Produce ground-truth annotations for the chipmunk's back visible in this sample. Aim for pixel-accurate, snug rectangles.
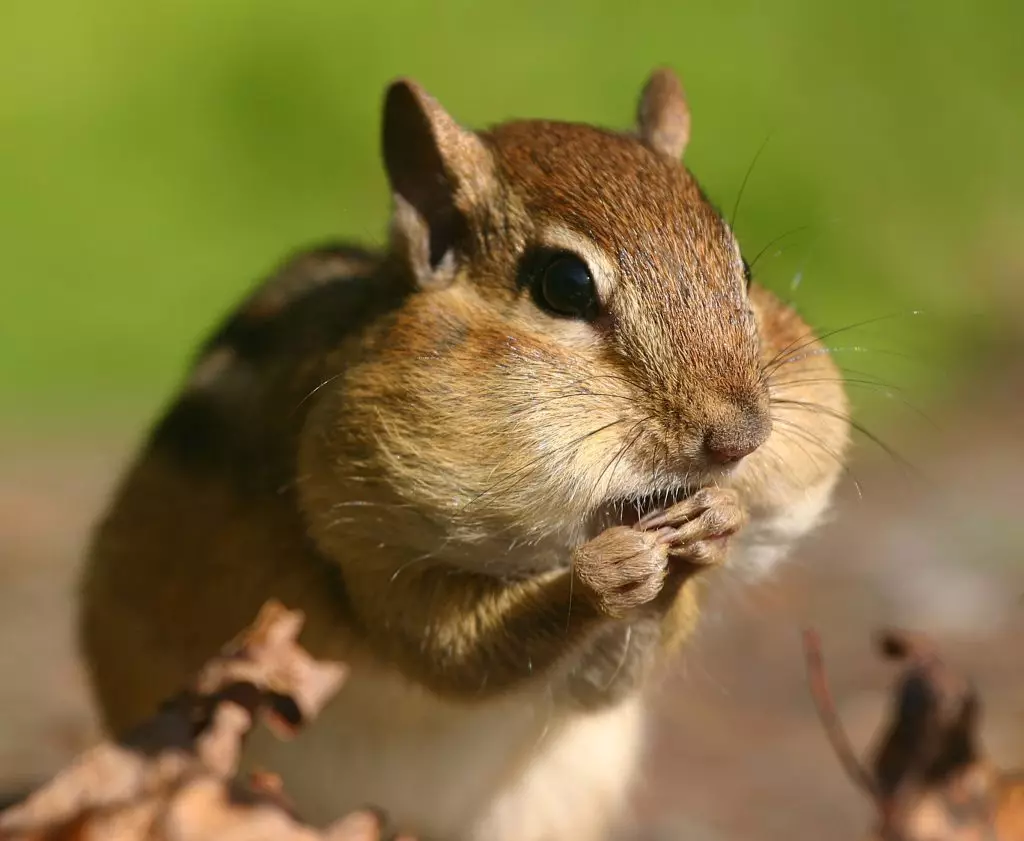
[80,243,395,728]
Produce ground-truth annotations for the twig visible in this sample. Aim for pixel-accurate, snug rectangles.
[801,627,879,800]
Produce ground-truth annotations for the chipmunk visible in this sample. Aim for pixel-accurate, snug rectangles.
[79,67,850,841]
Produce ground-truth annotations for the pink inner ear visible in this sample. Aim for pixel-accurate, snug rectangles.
[382,81,460,271]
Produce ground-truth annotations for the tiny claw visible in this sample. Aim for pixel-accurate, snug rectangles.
[635,489,721,531]
[640,505,703,531]
[653,527,679,545]
[636,509,670,530]
[667,538,727,565]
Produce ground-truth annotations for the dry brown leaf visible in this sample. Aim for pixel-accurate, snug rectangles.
[0,600,407,841]
[804,628,1024,841]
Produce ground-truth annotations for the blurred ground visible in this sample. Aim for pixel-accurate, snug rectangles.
[1,366,1022,840]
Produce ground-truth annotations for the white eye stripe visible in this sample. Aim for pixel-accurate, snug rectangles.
[535,224,617,301]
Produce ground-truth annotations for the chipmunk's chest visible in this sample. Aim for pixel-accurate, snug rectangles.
[241,663,646,841]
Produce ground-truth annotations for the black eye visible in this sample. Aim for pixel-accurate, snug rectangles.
[742,257,752,289]
[535,253,599,319]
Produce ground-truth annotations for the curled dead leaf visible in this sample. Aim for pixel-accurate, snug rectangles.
[0,600,408,841]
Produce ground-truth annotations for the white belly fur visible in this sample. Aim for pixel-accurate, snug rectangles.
[730,484,836,577]
[241,664,646,841]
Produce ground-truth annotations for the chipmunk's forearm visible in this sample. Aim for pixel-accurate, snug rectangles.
[340,562,606,700]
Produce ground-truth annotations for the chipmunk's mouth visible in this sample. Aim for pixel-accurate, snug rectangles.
[585,487,692,537]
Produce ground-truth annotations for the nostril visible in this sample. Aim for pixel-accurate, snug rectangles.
[704,439,758,465]
[703,408,771,466]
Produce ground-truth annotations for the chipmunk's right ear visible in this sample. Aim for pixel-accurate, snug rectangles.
[637,67,690,160]
[382,79,494,290]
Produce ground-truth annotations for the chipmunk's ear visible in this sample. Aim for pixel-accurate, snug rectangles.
[636,67,691,160]
[382,78,494,289]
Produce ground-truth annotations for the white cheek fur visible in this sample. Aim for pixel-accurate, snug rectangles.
[729,484,837,578]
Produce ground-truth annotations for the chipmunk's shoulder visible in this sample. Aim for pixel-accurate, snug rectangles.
[146,242,393,482]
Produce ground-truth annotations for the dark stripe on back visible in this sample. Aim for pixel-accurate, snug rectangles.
[146,242,399,489]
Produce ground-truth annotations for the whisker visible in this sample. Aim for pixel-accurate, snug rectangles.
[768,361,907,390]
[771,379,940,431]
[773,345,921,370]
[772,399,925,481]
[770,376,899,392]
[730,132,773,231]
[592,418,651,506]
[328,499,417,511]
[748,225,812,272]
[511,371,641,394]
[771,416,864,498]
[842,363,910,382]
[757,443,815,499]
[292,371,345,415]
[462,418,630,513]
[567,418,649,632]
[762,310,924,377]
[282,470,375,494]
[507,390,635,415]
[770,413,846,464]
[829,364,911,388]
[389,547,448,585]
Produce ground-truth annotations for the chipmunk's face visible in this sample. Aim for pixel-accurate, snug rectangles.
[325,71,849,572]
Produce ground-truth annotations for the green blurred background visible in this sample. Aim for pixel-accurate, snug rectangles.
[2,0,1022,429]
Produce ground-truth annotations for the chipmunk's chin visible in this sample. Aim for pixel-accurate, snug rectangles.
[583,487,692,539]
[580,462,745,540]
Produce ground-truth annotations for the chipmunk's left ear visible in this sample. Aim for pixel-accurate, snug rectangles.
[382,78,495,290]
[636,67,690,160]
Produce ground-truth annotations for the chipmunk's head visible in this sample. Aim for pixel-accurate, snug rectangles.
[305,68,849,573]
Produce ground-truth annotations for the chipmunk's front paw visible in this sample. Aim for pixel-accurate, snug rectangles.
[572,526,670,619]
[573,488,746,620]
[636,487,746,569]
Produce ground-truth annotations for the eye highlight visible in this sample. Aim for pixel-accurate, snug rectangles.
[533,252,599,320]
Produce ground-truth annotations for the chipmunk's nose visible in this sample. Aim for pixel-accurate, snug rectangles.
[703,404,771,466]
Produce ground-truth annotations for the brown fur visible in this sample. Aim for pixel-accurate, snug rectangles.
[80,68,850,839]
